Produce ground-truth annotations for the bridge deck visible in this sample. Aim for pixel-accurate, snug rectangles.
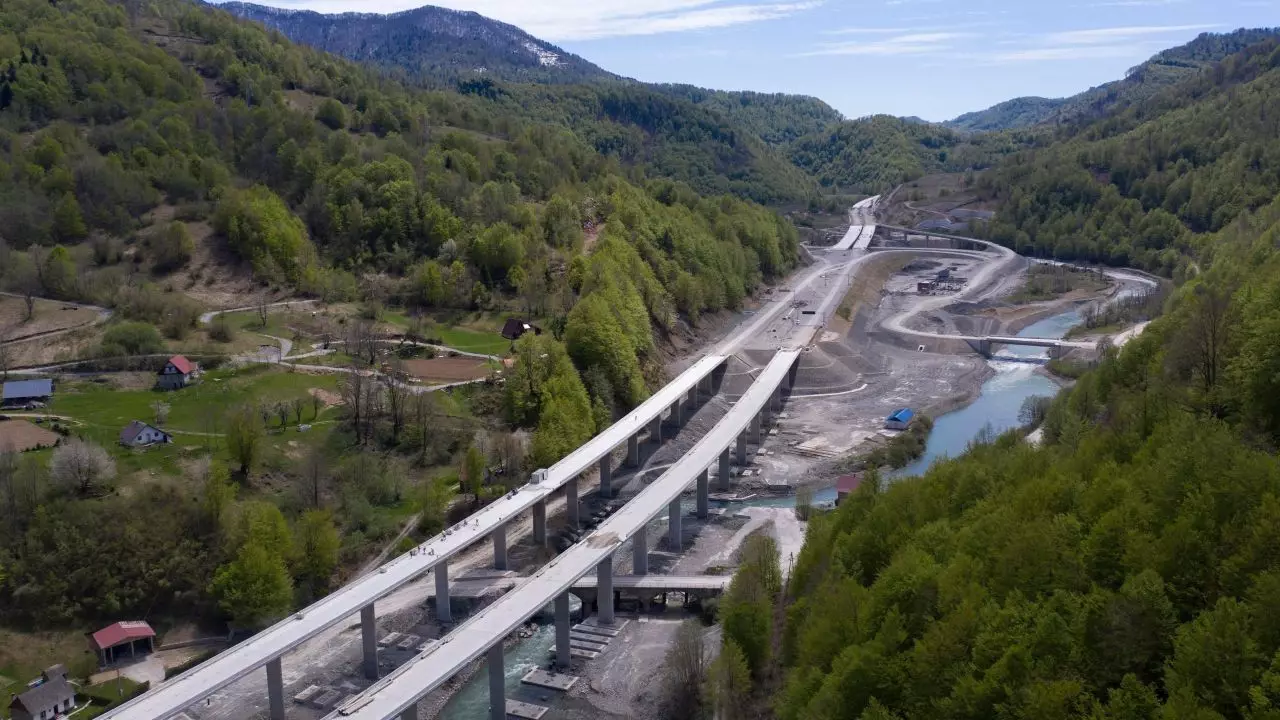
[101,354,728,720]
[328,350,801,720]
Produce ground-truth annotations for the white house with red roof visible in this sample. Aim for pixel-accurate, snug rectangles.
[89,620,156,666]
[156,355,198,391]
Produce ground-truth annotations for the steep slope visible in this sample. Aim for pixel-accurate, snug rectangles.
[651,84,845,146]
[788,114,1029,194]
[975,35,1280,273]
[216,1,815,204]
[217,1,614,84]
[946,96,1067,133]
[945,28,1280,132]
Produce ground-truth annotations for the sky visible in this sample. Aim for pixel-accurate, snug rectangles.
[220,0,1279,121]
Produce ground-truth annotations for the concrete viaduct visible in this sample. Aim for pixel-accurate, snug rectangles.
[323,349,804,720]
[102,353,736,720]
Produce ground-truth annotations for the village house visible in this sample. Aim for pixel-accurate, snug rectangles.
[500,318,542,342]
[8,666,75,720]
[119,420,172,448]
[156,355,197,391]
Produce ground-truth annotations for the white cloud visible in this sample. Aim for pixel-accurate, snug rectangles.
[1044,24,1218,45]
[221,0,822,41]
[800,31,968,56]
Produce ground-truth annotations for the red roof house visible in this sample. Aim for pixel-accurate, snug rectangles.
[90,621,156,666]
[157,355,198,390]
[835,474,862,505]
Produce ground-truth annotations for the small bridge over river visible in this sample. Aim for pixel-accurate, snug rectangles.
[966,335,1096,359]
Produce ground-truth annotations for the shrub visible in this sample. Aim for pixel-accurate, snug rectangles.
[100,321,164,356]
[209,314,236,343]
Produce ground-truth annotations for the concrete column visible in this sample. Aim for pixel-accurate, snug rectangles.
[697,469,709,519]
[555,592,573,669]
[361,603,378,680]
[633,525,648,575]
[699,375,712,396]
[771,387,783,412]
[685,387,698,420]
[435,560,452,624]
[626,434,639,467]
[736,432,748,466]
[400,706,419,720]
[599,455,613,498]
[787,362,800,391]
[751,413,763,445]
[718,448,732,491]
[668,499,682,551]
[533,499,547,546]
[566,478,579,529]
[488,644,505,720]
[712,362,727,393]
[493,522,508,571]
[266,657,285,720]
[649,416,663,445]
[669,400,682,427]
[597,558,615,624]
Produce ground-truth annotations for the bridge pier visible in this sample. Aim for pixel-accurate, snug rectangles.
[400,705,418,720]
[626,434,639,467]
[435,560,451,623]
[488,645,505,720]
[533,499,547,546]
[650,416,662,445]
[566,478,579,529]
[633,525,648,575]
[718,448,732,491]
[696,469,709,519]
[736,432,748,466]
[712,362,728,393]
[751,412,762,445]
[770,386,783,413]
[685,387,698,421]
[787,362,800,390]
[669,401,681,427]
[493,523,507,571]
[361,603,378,680]
[599,455,613,498]
[266,657,285,720]
[555,592,573,668]
[597,557,615,624]
[668,499,682,551]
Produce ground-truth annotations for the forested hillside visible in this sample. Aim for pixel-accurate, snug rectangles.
[946,96,1067,133]
[218,2,818,205]
[0,0,798,630]
[220,1,615,85]
[788,114,1030,194]
[975,35,1280,273]
[651,85,844,146]
[945,29,1280,132]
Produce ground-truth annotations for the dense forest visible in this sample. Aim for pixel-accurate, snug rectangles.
[789,114,1032,194]
[974,35,1280,274]
[0,0,798,631]
[946,29,1280,133]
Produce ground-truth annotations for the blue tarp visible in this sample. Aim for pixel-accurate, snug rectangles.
[887,408,914,424]
[2,379,53,401]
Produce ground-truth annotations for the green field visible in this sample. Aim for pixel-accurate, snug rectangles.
[51,366,339,433]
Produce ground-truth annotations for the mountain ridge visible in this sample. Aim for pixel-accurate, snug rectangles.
[216,0,617,84]
[944,27,1280,132]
